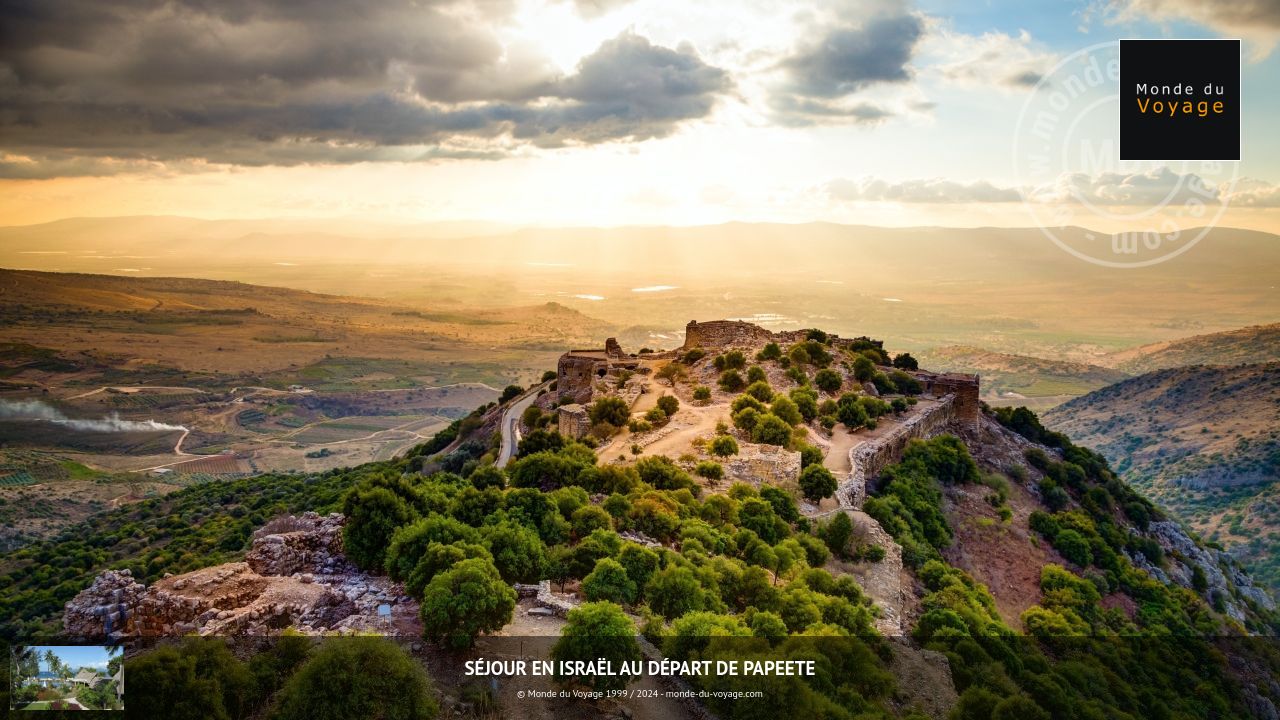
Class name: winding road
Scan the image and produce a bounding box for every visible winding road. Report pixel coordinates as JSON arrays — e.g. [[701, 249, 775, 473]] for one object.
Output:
[[496, 382, 550, 468]]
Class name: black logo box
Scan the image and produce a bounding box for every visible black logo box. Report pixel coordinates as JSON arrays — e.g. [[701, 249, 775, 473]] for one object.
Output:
[[1120, 39, 1241, 161]]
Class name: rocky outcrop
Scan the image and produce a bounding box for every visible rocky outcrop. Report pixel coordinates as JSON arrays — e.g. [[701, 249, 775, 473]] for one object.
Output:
[[1145, 520, 1275, 622], [64, 512, 417, 638], [245, 512, 345, 576]]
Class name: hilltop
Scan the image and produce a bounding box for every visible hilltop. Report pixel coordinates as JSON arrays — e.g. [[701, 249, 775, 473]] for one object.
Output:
[[1102, 322, 1280, 374], [917, 345, 1130, 410], [1045, 362, 1280, 594]]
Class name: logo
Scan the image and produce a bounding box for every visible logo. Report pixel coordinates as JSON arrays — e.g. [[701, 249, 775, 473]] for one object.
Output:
[[1013, 42, 1240, 269], [1120, 39, 1240, 161]]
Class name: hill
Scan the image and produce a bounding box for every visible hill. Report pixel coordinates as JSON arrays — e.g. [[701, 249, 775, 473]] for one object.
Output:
[[917, 346, 1130, 410], [1102, 323, 1280, 374], [1045, 363, 1280, 593]]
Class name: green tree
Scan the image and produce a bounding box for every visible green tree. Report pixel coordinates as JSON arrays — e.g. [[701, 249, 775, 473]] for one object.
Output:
[[799, 464, 838, 502], [745, 380, 775, 402], [656, 395, 680, 416], [758, 342, 782, 361], [589, 397, 631, 427], [405, 542, 493, 599], [127, 639, 257, 720], [852, 356, 875, 382], [582, 557, 638, 604], [342, 486, 417, 573], [385, 514, 479, 581], [710, 435, 739, 457], [552, 602, 642, 692], [1052, 529, 1093, 567], [814, 369, 843, 394], [892, 353, 919, 371], [500, 385, 524, 403], [635, 455, 695, 491], [693, 385, 711, 401], [269, 638, 438, 720], [751, 413, 793, 446], [571, 504, 613, 538], [770, 395, 803, 426], [483, 522, 547, 583], [419, 558, 516, 649], [468, 465, 506, 490], [718, 370, 745, 392], [647, 566, 711, 619], [821, 512, 854, 557], [695, 461, 724, 481]]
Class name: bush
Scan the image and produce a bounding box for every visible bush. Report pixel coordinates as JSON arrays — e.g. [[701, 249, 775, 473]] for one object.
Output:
[[751, 413, 793, 446], [758, 342, 782, 361], [552, 602, 643, 692], [770, 395, 803, 426], [500, 385, 524, 403], [483, 522, 547, 583], [635, 455, 696, 491], [799, 464, 838, 502], [695, 461, 724, 481], [1052, 529, 1093, 567], [821, 512, 853, 557], [582, 558, 638, 604], [343, 487, 417, 573], [693, 385, 711, 401], [589, 397, 631, 427], [656, 395, 680, 416], [745, 380, 775, 402], [892, 353, 918, 371], [405, 542, 492, 599], [718, 370, 746, 392], [814, 369, 843, 393], [419, 558, 516, 649], [269, 638, 439, 720], [747, 365, 768, 384], [468, 465, 506, 490], [710, 435, 739, 457], [127, 639, 257, 720], [644, 407, 668, 425]]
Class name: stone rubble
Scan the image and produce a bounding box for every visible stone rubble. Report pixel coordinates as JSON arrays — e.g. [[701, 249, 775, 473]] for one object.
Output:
[[64, 512, 417, 639]]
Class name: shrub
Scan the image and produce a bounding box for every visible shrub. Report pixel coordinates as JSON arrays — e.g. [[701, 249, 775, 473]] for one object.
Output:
[[758, 342, 783, 361], [647, 566, 712, 619], [644, 407, 668, 424], [343, 487, 417, 573], [745, 380, 775, 402], [419, 558, 516, 649], [710, 435, 739, 457], [747, 366, 768, 384], [695, 461, 724, 481], [1052, 529, 1093, 567], [482, 522, 547, 583], [821, 512, 854, 557], [799, 464, 838, 502], [405, 542, 492, 599], [269, 638, 439, 720], [656, 395, 680, 416], [751, 413, 793, 446], [589, 397, 631, 427], [693, 385, 711, 401], [468, 465, 506, 491], [770, 395, 803, 426], [718, 370, 745, 392], [814, 369, 843, 393], [892, 353, 918, 371], [582, 558, 637, 604], [500, 385, 524, 403], [635, 455, 696, 491], [552, 602, 643, 692]]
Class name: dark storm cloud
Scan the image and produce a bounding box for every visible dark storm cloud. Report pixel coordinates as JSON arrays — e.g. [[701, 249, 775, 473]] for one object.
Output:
[[0, 1, 730, 177], [772, 9, 923, 124]]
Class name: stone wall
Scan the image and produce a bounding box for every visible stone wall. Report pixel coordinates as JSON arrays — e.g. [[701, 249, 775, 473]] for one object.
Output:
[[722, 442, 802, 493], [836, 397, 958, 508], [681, 320, 777, 350], [557, 352, 610, 403], [556, 404, 591, 440], [914, 372, 980, 427]]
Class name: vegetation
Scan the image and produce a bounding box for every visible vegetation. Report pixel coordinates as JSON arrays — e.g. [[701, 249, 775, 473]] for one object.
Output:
[[418, 558, 517, 649]]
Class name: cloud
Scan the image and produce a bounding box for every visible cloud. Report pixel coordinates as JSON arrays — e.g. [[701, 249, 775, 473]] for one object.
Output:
[[1092, 0, 1280, 56], [1026, 167, 1223, 206], [0, 2, 730, 177], [770, 5, 924, 124], [825, 177, 1022, 203], [1222, 177, 1280, 207], [924, 28, 1058, 90]]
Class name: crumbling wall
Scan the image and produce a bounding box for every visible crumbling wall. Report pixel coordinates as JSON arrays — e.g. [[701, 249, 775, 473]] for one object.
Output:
[[682, 320, 777, 350], [722, 443, 802, 493], [836, 397, 958, 507]]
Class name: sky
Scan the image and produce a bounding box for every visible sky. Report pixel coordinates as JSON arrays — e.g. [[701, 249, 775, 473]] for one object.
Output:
[[27, 645, 118, 673], [2, 0, 1280, 231]]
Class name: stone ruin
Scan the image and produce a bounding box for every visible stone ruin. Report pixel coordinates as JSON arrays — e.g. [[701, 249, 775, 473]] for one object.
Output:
[[556, 403, 591, 440], [556, 337, 643, 404], [64, 512, 417, 639]]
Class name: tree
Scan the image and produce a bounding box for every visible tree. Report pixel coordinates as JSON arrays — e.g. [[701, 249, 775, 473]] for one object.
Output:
[[718, 370, 745, 392], [468, 464, 506, 490], [710, 435, 739, 457], [582, 558, 637, 604], [342, 486, 417, 572], [635, 455, 695, 491], [500, 385, 524, 403], [770, 395, 803, 426], [1052, 529, 1093, 567], [385, 514, 480, 581], [656, 395, 680, 416], [814, 369, 843, 394], [589, 397, 631, 427], [799, 464, 838, 502], [517, 429, 564, 456], [647, 566, 710, 619], [892, 353, 919, 371], [852, 356, 875, 382], [269, 638, 438, 720], [758, 342, 782, 361], [405, 542, 493, 599], [790, 388, 819, 422], [747, 365, 768, 384], [655, 363, 687, 387], [751, 413, 793, 446], [552, 602, 642, 692], [541, 369, 558, 382], [483, 522, 547, 583], [419, 558, 516, 649], [821, 513, 854, 557], [836, 395, 869, 429], [571, 504, 613, 538], [695, 461, 724, 480], [745, 380, 775, 402], [127, 639, 257, 720]]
